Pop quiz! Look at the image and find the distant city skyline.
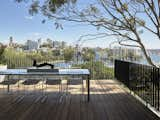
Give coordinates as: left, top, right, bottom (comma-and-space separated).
0, 0, 160, 49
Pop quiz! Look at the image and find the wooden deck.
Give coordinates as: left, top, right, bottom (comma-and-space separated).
0, 79, 159, 120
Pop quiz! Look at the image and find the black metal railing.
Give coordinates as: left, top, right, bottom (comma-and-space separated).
115, 59, 160, 111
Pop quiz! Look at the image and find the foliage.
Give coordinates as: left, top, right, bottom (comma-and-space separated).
105, 48, 114, 62
52, 49, 61, 56
125, 50, 142, 61
63, 47, 74, 62
0, 45, 7, 64
2, 48, 64, 68
74, 61, 114, 79
81, 48, 95, 62
3, 48, 32, 68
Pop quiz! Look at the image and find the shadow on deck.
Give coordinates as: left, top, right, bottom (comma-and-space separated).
0, 80, 159, 120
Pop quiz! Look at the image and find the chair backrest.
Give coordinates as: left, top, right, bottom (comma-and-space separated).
67, 76, 83, 85
45, 78, 61, 85
22, 79, 40, 85
0, 80, 18, 85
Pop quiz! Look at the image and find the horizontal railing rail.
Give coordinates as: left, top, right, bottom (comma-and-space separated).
115, 59, 160, 111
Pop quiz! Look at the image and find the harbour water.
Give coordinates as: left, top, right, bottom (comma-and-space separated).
54, 62, 72, 68
141, 54, 160, 65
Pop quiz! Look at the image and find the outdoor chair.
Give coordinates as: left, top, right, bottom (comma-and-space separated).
66, 76, 84, 94
0, 78, 20, 93
45, 78, 62, 93
22, 79, 42, 94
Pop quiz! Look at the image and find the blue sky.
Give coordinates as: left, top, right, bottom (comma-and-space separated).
0, 0, 160, 49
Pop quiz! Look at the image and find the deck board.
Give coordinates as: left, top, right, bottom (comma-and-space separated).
0, 79, 159, 120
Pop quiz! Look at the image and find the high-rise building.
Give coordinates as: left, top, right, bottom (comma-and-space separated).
37, 38, 41, 49
8, 36, 14, 47
25, 40, 38, 51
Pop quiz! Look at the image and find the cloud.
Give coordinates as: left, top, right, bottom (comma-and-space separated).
24, 16, 33, 20
33, 32, 41, 37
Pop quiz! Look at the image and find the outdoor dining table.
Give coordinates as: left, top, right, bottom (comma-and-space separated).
0, 69, 90, 101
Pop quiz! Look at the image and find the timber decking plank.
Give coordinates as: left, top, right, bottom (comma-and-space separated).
0, 80, 158, 120
90, 80, 109, 120
96, 80, 128, 120
99, 80, 160, 120
67, 84, 82, 120
46, 93, 63, 120
99, 80, 139, 120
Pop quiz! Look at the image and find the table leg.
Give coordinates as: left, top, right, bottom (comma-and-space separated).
87, 75, 90, 102
42, 77, 45, 95
7, 75, 9, 93
7, 84, 10, 93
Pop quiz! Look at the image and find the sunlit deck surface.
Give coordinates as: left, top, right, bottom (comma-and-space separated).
0, 79, 159, 120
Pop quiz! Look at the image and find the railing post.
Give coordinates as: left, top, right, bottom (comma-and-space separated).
153, 67, 155, 107
127, 62, 130, 88
158, 68, 159, 111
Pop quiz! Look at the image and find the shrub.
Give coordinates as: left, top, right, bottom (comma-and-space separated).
74, 61, 114, 79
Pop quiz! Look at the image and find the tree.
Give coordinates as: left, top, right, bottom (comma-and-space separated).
0, 45, 6, 64
74, 61, 114, 79
52, 49, 61, 56
16, 0, 160, 67
63, 47, 74, 62
46, 38, 53, 48
81, 48, 95, 62
105, 48, 114, 63
126, 49, 142, 62
3, 48, 33, 68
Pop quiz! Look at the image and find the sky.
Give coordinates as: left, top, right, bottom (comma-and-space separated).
0, 0, 160, 49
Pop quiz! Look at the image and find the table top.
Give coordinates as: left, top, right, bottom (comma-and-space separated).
0, 69, 90, 75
